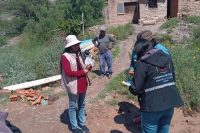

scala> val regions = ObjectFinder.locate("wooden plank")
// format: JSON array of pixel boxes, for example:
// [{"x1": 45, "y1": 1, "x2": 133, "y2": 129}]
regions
[{"x1": 3, "y1": 75, "x2": 61, "y2": 91}]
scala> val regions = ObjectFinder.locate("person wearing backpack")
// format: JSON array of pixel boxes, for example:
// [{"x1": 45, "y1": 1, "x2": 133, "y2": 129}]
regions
[
  {"x1": 129, "y1": 39, "x2": 183, "y2": 133},
  {"x1": 60, "y1": 35, "x2": 92, "y2": 133},
  {"x1": 128, "y1": 30, "x2": 171, "y2": 124}
]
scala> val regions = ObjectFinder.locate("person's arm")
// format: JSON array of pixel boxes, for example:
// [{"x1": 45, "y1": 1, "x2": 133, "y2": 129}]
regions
[
  {"x1": 134, "y1": 61, "x2": 146, "y2": 94},
  {"x1": 61, "y1": 55, "x2": 87, "y2": 77},
  {"x1": 130, "y1": 50, "x2": 137, "y2": 71},
  {"x1": 109, "y1": 35, "x2": 116, "y2": 46},
  {"x1": 92, "y1": 36, "x2": 99, "y2": 47}
]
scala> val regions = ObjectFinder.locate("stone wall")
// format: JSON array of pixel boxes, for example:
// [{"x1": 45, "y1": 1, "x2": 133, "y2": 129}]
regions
[
  {"x1": 139, "y1": 0, "x2": 167, "y2": 24},
  {"x1": 107, "y1": 0, "x2": 137, "y2": 24},
  {"x1": 178, "y1": 0, "x2": 200, "y2": 16}
]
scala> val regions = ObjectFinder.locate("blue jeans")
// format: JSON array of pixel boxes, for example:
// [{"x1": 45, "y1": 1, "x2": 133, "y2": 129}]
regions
[
  {"x1": 68, "y1": 93, "x2": 86, "y2": 130},
  {"x1": 141, "y1": 108, "x2": 174, "y2": 133},
  {"x1": 99, "y1": 50, "x2": 113, "y2": 75}
]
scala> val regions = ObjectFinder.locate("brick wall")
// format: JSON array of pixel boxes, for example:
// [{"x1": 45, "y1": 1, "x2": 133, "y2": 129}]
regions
[
  {"x1": 139, "y1": 0, "x2": 167, "y2": 23},
  {"x1": 107, "y1": 0, "x2": 136, "y2": 24},
  {"x1": 179, "y1": 0, "x2": 200, "y2": 16},
  {"x1": 106, "y1": 0, "x2": 200, "y2": 25}
]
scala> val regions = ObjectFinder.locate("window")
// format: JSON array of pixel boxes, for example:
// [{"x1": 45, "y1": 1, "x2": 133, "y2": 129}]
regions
[
  {"x1": 148, "y1": 0, "x2": 157, "y2": 8},
  {"x1": 124, "y1": 2, "x2": 135, "y2": 14},
  {"x1": 117, "y1": 3, "x2": 125, "y2": 15}
]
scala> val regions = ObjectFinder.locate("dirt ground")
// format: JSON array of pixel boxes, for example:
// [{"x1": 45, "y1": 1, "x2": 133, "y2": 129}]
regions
[
  {"x1": 1, "y1": 92, "x2": 200, "y2": 133},
  {"x1": 1, "y1": 23, "x2": 200, "y2": 133}
]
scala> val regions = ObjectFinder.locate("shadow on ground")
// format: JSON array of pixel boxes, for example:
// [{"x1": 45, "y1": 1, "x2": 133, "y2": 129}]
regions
[
  {"x1": 110, "y1": 129, "x2": 123, "y2": 133},
  {"x1": 113, "y1": 101, "x2": 141, "y2": 133},
  {"x1": 91, "y1": 69, "x2": 99, "y2": 76},
  {"x1": 60, "y1": 109, "x2": 72, "y2": 131}
]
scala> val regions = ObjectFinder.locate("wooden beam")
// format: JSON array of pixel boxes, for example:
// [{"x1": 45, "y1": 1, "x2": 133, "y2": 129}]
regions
[{"x1": 3, "y1": 75, "x2": 61, "y2": 91}]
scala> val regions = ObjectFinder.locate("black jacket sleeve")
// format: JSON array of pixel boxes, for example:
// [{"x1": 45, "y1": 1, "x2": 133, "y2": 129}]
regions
[{"x1": 134, "y1": 60, "x2": 147, "y2": 94}]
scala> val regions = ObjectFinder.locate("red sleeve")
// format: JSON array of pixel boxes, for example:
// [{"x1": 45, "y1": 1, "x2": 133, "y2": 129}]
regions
[{"x1": 61, "y1": 55, "x2": 86, "y2": 77}]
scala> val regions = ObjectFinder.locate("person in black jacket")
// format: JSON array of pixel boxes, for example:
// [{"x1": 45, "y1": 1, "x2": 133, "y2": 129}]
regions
[{"x1": 129, "y1": 39, "x2": 183, "y2": 133}]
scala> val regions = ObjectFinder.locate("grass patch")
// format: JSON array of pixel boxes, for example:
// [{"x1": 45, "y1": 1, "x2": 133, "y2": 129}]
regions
[
  {"x1": 110, "y1": 23, "x2": 134, "y2": 58},
  {"x1": 155, "y1": 34, "x2": 174, "y2": 48},
  {"x1": 93, "y1": 70, "x2": 136, "y2": 102},
  {"x1": 184, "y1": 16, "x2": 200, "y2": 25},
  {"x1": 160, "y1": 18, "x2": 179, "y2": 30},
  {"x1": 108, "y1": 23, "x2": 133, "y2": 40},
  {"x1": 191, "y1": 26, "x2": 200, "y2": 48},
  {"x1": 0, "y1": 36, "x2": 7, "y2": 47},
  {"x1": 112, "y1": 41, "x2": 120, "y2": 59},
  {"x1": 171, "y1": 46, "x2": 200, "y2": 108},
  {"x1": 156, "y1": 32, "x2": 200, "y2": 109},
  {"x1": 106, "y1": 99, "x2": 119, "y2": 106},
  {"x1": 0, "y1": 36, "x2": 64, "y2": 88}
]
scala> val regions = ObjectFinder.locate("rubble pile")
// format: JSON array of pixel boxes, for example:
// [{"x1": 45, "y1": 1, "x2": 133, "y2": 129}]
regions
[{"x1": 9, "y1": 89, "x2": 59, "y2": 106}]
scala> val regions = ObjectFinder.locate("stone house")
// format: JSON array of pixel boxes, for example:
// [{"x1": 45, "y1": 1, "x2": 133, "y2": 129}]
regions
[{"x1": 105, "y1": 0, "x2": 200, "y2": 25}]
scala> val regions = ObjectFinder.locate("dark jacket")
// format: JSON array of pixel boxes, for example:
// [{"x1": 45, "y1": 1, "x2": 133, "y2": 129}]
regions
[{"x1": 133, "y1": 49, "x2": 183, "y2": 112}]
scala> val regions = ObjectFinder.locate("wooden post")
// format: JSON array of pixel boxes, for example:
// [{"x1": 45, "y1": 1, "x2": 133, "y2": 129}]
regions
[{"x1": 82, "y1": 12, "x2": 84, "y2": 35}]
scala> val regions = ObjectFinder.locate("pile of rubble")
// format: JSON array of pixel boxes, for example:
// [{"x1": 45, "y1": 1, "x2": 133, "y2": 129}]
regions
[{"x1": 9, "y1": 89, "x2": 59, "y2": 106}]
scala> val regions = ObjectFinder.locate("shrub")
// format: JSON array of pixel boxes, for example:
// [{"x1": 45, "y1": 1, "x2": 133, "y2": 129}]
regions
[
  {"x1": 108, "y1": 23, "x2": 133, "y2": 40},
  {"x1": 0, "y1": 18, "x2": 27, "y2": 38},
  {"x1": 59, "y1": 19, "x2": 81, "y2": 35},
  {"x1": 155, "y1": 34, "x2": 174, "y2": 48},
  {"x1": 184, "y1": 16, "x2": 200, "y2": 25},
  {"x1": 160, "y1": 18, "x2": 179, "y2": 29},
  {"x1": 0, "y1": 36, "x2": 7, "y2": 47}
]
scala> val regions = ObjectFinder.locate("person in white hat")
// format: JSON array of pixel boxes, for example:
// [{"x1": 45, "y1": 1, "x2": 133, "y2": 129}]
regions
[
  {"x1": 92, "y1": 25, "x2": 116, "y2": 79},
  {"x1": 60, "y1": 35, "x2": 91, "y2": 133}
]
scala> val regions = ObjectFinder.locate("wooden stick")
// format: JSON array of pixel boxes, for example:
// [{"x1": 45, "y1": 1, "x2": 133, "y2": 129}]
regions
[{"x1": 3, "y1": 75, "x2": 61, "y2": 91}]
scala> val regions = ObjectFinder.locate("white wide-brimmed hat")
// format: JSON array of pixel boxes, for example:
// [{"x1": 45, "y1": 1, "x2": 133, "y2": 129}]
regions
[{"x1": 64, "y1": 35, "x2": 81, "y2": 48}]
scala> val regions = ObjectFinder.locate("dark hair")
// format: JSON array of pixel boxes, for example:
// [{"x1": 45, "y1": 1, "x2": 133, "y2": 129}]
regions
[
  {"x1": 62, "y1": 47, "x2": 72, "y2": 54},
  {"x1": 134, "y1": 39, "x2": 152, "y2": 59},
  {"x1": 62, "y1": 46, "x2": 81, "y2": 54},
  {"x1": 136, "y1": 33, "x2": 142, "y2": 40},
  {"x1": 136, "y1": 30, "x2": 158, "y2": 47}
]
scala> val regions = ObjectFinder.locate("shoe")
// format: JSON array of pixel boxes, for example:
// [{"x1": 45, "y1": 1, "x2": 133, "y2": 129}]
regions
[
  {"x1": 80, "y1": 125, "x2": 90, "y2": 133},
  {"x1": 72, "y1": 128, "x2": 85, "y2": 133},
  {"x1": 108, "y1": 74, "x2": 112, "y2": 79}
]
